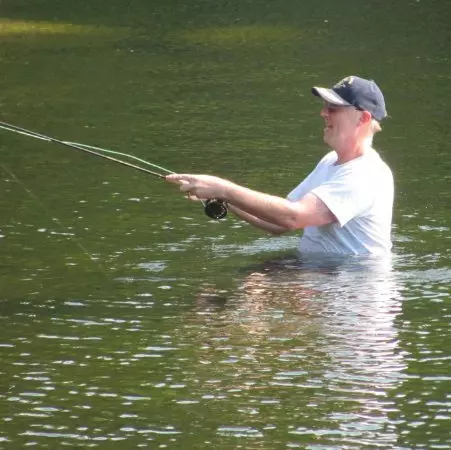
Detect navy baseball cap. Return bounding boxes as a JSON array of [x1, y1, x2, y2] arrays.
[[312, 76, 387, 121]]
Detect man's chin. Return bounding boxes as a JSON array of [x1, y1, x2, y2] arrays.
[[323, 134, 333, 146]]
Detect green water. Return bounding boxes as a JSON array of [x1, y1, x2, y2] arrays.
[[1, 0, 450, 448]]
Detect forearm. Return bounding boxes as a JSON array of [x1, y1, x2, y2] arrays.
[[223, 183, 302, 230], [166, 174, 335, 230], [228, 204, 289, 235]]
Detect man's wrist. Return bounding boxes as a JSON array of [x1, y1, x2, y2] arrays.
[[221, 180, 233, 201]]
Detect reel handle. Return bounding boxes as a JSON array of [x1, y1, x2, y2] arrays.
[[204, 198, 228, 219]]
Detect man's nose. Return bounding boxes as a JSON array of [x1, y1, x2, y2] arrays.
[[320, 107, 328, 118]]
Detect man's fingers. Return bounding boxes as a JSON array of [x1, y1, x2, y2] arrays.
[[184, 193, 202, 202], [165, 174, 194, 185], [166, 174, 198, 195], [179, 183, 193, 193]]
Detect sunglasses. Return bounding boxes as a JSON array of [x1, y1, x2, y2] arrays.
[[323, 101, 365, 113], [324, 101, 345, 111]]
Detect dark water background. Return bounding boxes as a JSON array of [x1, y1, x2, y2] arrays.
[[1, 0, 450, 448]]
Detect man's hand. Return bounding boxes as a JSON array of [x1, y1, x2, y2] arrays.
[[166, 174, 230, 200]]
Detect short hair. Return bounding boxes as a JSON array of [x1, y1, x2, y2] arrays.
[[371, 119, 382, 133]]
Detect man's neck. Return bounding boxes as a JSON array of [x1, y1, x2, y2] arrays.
[[335, 139, 373, 165]]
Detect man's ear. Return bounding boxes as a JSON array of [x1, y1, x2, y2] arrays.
[[360, 110, 372, 124]]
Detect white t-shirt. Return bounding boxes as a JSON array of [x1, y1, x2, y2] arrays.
[[287, 149, 394, 255]]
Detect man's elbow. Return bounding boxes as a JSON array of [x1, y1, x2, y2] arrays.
[[281, 209, 307, 231], [284, 220, 304, 231], [281, 203, 336, 230]]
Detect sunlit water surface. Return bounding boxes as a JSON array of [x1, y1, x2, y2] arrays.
[[1, 0, 451, 448], [1, 227, 450, 449]]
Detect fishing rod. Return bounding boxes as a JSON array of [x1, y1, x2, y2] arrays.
[[0, 120, 227, 219]]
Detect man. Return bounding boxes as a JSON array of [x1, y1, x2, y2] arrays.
[[167, 76, 394, 256]]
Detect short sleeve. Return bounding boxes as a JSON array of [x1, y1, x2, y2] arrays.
[[311, 171, 374, 227], [287, 151, 337, 202]]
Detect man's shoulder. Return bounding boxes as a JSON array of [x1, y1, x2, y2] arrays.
[[363, 149, 393, 178], [317, 151, 337, 167]]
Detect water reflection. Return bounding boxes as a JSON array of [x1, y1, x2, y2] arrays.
[[2, 248, 449, 448], [186, 255, 407, 447]]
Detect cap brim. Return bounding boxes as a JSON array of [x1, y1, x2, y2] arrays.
[[312, 87, 351, 106]]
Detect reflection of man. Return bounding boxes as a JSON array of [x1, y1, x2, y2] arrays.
[[167, 76, 394, 256], [190, 256, 406, 447]]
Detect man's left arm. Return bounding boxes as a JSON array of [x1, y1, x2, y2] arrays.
[[223, 183, 337, 230], [166, 174, 336, 230]]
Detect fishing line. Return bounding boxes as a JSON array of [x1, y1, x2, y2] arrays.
[[1, 163, 100, 266], [0, 120, 228, 219], [0, 121, 167, 179], [65, 141, 173, 176]]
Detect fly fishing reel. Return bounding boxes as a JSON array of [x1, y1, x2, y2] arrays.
[[204, 198, 228, 219]]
